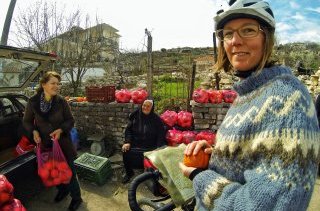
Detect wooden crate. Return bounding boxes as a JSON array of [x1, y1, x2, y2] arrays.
[[85, 86, 115, 103]]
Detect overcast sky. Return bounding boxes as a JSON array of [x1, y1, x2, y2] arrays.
[[1, 0, 319, 51]]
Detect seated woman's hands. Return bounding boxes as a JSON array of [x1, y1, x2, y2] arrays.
[[179, 140, 213, 178], [122, 143, 131, 152]]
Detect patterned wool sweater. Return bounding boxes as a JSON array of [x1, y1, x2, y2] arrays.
[[193, 66, 320, 211]]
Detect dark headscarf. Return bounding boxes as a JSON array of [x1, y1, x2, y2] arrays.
[[129, 99, 156, 133], [125, 99, 166, 149]]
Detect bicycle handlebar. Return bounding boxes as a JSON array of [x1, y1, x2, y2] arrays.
[[128, 170, 176, 211], [128, 171, 158, 211]]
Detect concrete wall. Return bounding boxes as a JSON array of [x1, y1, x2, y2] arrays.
[[70, 101, 231, 149]]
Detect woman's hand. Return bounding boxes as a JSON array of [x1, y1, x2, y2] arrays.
[[179, 162, 196, 178], [50, 129, 63, 140], [122, 143, 131, 152], [33, 130, 41, 144], [184, 140, 213, 156]]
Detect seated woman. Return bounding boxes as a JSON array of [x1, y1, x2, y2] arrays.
[[121, 99, 166, 183]]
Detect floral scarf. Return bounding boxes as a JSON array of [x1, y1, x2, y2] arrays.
[[40, 92, 52, 113]]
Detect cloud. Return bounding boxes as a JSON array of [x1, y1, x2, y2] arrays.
[[306, 7, 320, 13], [289, 1, 300, 9], [276, 22, 293, 32], [292, 12, 305, 20], [277, 19, 320, 44]]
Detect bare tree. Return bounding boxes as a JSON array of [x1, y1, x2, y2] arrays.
[[13, 0, 80, 51], [102, 48, 147, 88], [13, 0, 120, 95]]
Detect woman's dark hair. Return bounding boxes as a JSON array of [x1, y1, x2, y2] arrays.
[[36, 71, 61, 93]]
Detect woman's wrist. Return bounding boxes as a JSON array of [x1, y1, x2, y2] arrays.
[[189, 168, 204, 181]]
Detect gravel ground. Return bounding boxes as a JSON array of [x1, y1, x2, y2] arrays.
[[23, 176, 320, 211], [22, 148, 320, 211], [24, 172, 179, 211]]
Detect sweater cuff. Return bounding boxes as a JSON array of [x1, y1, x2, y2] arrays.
[[189, 168, 204, 180]]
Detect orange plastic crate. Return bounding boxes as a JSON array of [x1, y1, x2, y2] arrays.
[[85, 86, 115, 103]]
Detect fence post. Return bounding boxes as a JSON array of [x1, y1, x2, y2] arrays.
[[187, 62, 196, 111], [145, 28, 153, 96]]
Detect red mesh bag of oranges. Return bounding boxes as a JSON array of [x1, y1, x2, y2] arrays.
[[36, 139, 72, 187]]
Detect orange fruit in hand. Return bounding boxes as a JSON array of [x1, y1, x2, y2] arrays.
[[183, 149, 210, 169]]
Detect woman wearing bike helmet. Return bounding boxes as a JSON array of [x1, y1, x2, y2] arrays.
[[180, 0, 319, 210]]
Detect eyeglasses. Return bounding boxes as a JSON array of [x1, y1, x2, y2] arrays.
[[216, 24, 264, 42], [49, 82, 62, 86]]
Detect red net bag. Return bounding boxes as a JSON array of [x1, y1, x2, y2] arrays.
[[196, 131, 216, 146], [0, 175, 14, 207], [221, 90, 237, 103], [166, 129, 183, 146], [177, 111, 193, 128], [181, 131, 197, 144], [131, 89, 148, 104], [36, 139, 73, 187], [160, 110, 178, 127], [207, 89, 223, 104], [192, 88, 209, 103], [0, 198, 26, 211], [115, 89, 131, 103]]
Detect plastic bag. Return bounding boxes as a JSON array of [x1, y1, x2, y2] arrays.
[[181, 131, 196, 144], [192, 88, 209, 103], [177, 111, 193, 128], [166, 129, 183, 146], [221, 90, 237, 103], [196, 131, 216, 146], [144, 144, 194, 206], [36, 139, 73, 187], [131, 89, 148, 104], [160, 110, 178, 127], [115, 89, 131, 103], [15, 135, 35, 156], [207, 89, 223, 104], [70, 128, 80, 150], [0, 175, 14, 207], [0, 198, 26, 211]]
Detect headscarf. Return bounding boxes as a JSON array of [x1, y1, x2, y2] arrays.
[[129, 98, 157, 135]]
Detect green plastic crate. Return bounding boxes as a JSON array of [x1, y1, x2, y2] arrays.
[[74, 152, 112, 185]]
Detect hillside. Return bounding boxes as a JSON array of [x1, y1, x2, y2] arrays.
[[118, 42, 320, 76]]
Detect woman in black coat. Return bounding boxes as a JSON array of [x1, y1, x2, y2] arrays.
[[23, 71, 82, 211], [121, 99, 166, 183]]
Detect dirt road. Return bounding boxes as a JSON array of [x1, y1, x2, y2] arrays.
[[23, 176, 320, 211], [23, 150, 320, 211]]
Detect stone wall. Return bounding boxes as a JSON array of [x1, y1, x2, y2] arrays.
[[190, 100, 231, 131], [70, 102, 139, 149], [70, 101, 231, 149]]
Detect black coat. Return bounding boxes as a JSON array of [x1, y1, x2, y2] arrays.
[[124, 105, 166, 150], [23, 92, 77, 161]]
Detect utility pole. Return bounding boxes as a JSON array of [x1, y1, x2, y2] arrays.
[[1, 0, 17, 45], [145, 28, 153, 96]]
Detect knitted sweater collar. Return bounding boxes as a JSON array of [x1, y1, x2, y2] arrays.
[[233, 65, 292, 96]]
